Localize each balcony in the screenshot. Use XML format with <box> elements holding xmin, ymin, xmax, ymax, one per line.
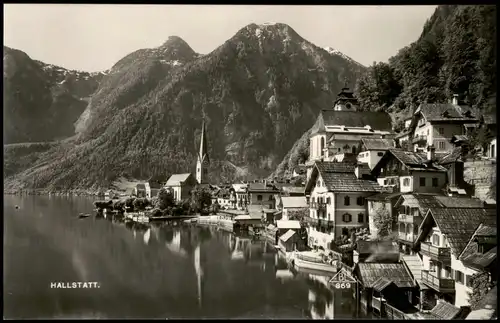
<box><xmin>318</xmin><ymin>219</ymin><xmax>334</xmax><ymax>229</ymax></box>
<box><xmin>421</xmin><ymin>270</ymin><xmax>455</xmax><ymax>293</ymax></box>
<box><xmin>398</xmin><ymin>214</ymin><xmax>416</xmax><ymax>223</ymax></box>
<box><xmin>420</xmin><ymin>242</ymin><xmax>451</xmax><ymax>264</ymax></box>
<box><xmin>309</xmin><ymin>202</ymin><xmax>327</xmax><ymax>211</ymax></box>
<box><xmin>398</xmin><ymin>232</ymin><xmax>414</xmax><ymax>243</ymax></box>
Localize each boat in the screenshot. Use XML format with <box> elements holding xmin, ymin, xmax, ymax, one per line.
<box><xmin>291</xmin><ymin>251</ymin><xmax>338</xmax><ymax>274</ymax></box>
<box><xmin>78</xmin><ymin>213</ymin><xmax>90</xmax><ymax>219</ymax></box>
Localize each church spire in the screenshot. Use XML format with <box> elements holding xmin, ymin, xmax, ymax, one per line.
<box><xmin>196</xmin><ymin>118</ymin><xmax>209</xmax><ymax>184</ymax></box>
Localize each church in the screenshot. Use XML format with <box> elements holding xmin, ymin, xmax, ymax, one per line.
<box><xmin>164</xmin><ymin>119</ymin><xmax>211</xmax><ymax>202</ymax></box>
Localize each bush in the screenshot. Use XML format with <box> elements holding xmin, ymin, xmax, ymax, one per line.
<box><xmin>94</xmin><ymin>200</ymin><xmax>113</xmax><ymax>209</ymax></box>
<box><xmin>150</xmin><ymin>208</ymin><xmax>162</xmax><ymax>217</ymax></box>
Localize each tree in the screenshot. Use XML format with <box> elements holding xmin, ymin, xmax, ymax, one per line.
<box><xmin>371</xmin><ymin>202</ymin><xmax>394</xmax><ymax>238</ymax></box>
<box><xmin>133</xmin><ymin>197</ymin><xmax>149</xmax><ymax>211</ymax></box>
<box><xmin>191</xmin><ymin>186</ymin><xmax>212</xmax><ymax>213</ymax></box>
<box><xmin>156</xmin><ymin>187</ymin><xmax>175</xmax><ymax>210</ymax></box>
<box><xmin>468</xmin><ymin>272</ymin><xmax>494</xmax><ymax>310</ymax></box>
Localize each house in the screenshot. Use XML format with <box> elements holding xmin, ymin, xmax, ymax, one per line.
<box><xmin>281</xmin><ymin>186</ymin><xmax>305</xmax><ymax>197</ymax></box>
<box><xmin>371</xmin><ymin>147</ymin><xmax>448</xmax><ymax>194</ymax></box>
<box><xmin>415</xmin><ymin>207</ymin><xmax>496</xmax><ymax>308</ymax></box>
<box><xmin>357</xmin><ymin>138</ymin><xmax>395</xmax><ymax>170</ymax></box>
<box><xmin>305</xmin><ymin>88</ymin><xmax>393</xmax><ymax>182</ymax></box>
<box><xmin>280</xmin><ymin>196</ymin><xmax>308</xmax><ymax>221</ymax></box>
<box><xmin>164</xmin><ymin>173</ymin><xmax>197</xmax><ymax>203</ymax></box>
<box><xmin>304</xmin><ymin>161</ymin><xmax>388</xmax><ymax>249</ymax></box>
<box><xmin>278</xmin><ymin>229</ymin><xmax>306</xmax><ymax>252</ymax></box>
<box><xmin>247</xmin><ymin>181</ymin><xmax>280</xmax><ymax>209</ymax></box>
<box><xmin>365</xmin><ymin>191</ymin><xmax>403</xmax><ymax>239</ymax></box>
<box><xmin>407</xmin><ymin>96</ymin><xmax>480</xmax><ymax>153</ymax></box>
<box><xmin>275</xmin><ymin>220</ymin><xmax>302</xmax><ymax>245</ymax></box>
<box><xmin>354</xmin><ymin>262</ymin><xmax>418</xmax><ymax>318</ymax></box>
<box><xmin>438</xmin><ymin>147</ymin><xmax>474</xmax><ymax>197</ymax></box>
<box><xmin>134</xmin><ymin>183</ymin><xmax>148</xmax><ymax>198</ymax></box>
<box><xmin>232</xmin><ymin>183</ymin><xmax>248</xmax><ymax>210</ymax></box>
<box><xmin>394</xmin><ymin>194</ymin><xmax>485</xmax><ymax>255</ymax></box>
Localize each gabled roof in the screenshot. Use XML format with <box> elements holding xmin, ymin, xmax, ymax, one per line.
<box><xmin>280</xmin><ymin>229</ymin><xmax>297</xmax><ymax>242</ymax></box>
<box><xmin>281</xmin><ymin>186</ymin><xmax>305</xmax><ymax>195</ymax></box>
<box><xmin>276</xmin><ymin>220</ymin><xmax>301</xmax><ymax>230</ymax></box>
<box><xmin>415</xmin><ymin>103</ymin><xmax>479</xmax><ymax>123</ymax></box>
<box><xmin>430</xmin><ymin>300</ymin><xmax>462</xmax><ymax>320</ymax></box>
<box><xmin>417</xmin><ymin>208</ymin><xmax>496</xmax><ymax>257</ymax></box>
<box><xmin>372</xmin><ymin>149</ymin><xmax>447</xmax><ymax>174</ymax></box>
<box><xmin>356</xmin><ymin>263</ymin><xmax>416</xmax><ymax>288</ymax></box>
<box><xmin>361</xmin><ymin>138</ymin><xmax>394</xmax><ymax>151</ymax></box>
<box><xmin>438</xmin><ymin>147</ymin><xmax>463</xmax><ymax>165</ymax></box>
<box><xmin>248</xmin><ymin>182</ymin><xmax>280</xmax><ymax>193</ymax></box>
<box><xmin>306</xmin><ymin>161</ymin><xmax>387</xmax><ymax>194</ymax></box>
<box><xmin>165</xmin><ymin>173</ymin><xmax>192</xmax><ymax>186</ymax></box>
<box><xmin>459</xmin><ymin>223</ymin><xmax>497</xmax><ymax>270</ymax></box>
<box><xmin>281</xmin><ymin>196</ymin><xmax>308</xmax><ymax>209</ymax></box>
<box><xmin>371</xmin><ymin>277</ymin><xmax>397</xmax><ymax>292</ymax></box>
<box><xmin>311</xmin><ymin>110</ymin><xmax>393</xmax><ymax>135</ymax></box>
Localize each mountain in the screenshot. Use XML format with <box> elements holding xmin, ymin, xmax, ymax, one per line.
<box><xmin>4</xmin><ymin>23</ymin><xmax>366</xmax><ymax>190</ymax></box>
<box><xmin>271</xmin><ymin>5</ymin><xmax>496</xmax><ymax>179</ymax></box>
<box><xmin>3</xmin><ymin>46</ymin><xmax>106</xmax><ymax>144</ymax></box>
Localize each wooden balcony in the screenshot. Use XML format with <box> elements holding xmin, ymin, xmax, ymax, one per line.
<box><xmin>421</xmin><ymin>270</ymin><xmax>455</xmax><ymax>293</ymax></box>
<box><xmin>309</xmin><ymin>202</ymin><xmax>327</xmax><ymax>211</ymax></box>
<box><xmin>420</xmin><ymin>242</ymin><xmax>451</xmax><ymax>264</ymax></box>
<box><xmin>398</xmin><ymin>214</ymin><xmax>416</xmax><ymax>224</ymax></box>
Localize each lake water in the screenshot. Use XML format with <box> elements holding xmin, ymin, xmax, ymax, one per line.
<box><xmin>4</xmin><ymin>195</ymin><xmax>365</xmax><ymax>319</ymax></box>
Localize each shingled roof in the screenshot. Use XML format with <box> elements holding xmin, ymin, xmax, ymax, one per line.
<box><xmin>361</xmin><ymin>138</ymin><xmax>395</xmax><ymax>150</ymax></box>
<box><xmin>439</xmin><ymin>147</ymin><xmax>464</xmax><ymax>165</ymax></box>
<box><xmin>459</xmin><ymin>223</ymin><xmax>497</xmax><ymax>270</ymax></box>
<box><xmin>430</xmin><ymin>300</ymin><xmax>462</xmax><ymax>320</ymax></box>
<box><xmin>415</xmin><ymin>103</ymin><xmax>479</xmax><ymax>123</ymax></box>
<box><xmin>356</xmin><ymin>263</ymin><xmax>416</xmax><ymax>289</ymax></box>
<box><xmin>418</xmin><ymin>208</ymin><xmax>496</xmax><ymax>257</ymax></box>
<box><xmin>311</xmin><ymin>110</ymin><xmax>393</xmax><ymax>134</ymax></box>
<box><xmin>387</xmin><ymin>149</ymin><xmax>447</xmax><ymax>172</ymax></box>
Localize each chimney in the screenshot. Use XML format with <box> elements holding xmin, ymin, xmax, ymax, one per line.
<box><xmin>427</xmin><ymin>145</ymin><xmax>436</xmax><ymax>161</ymax></box>
<box><xmin>452</xmin><ymin>94</ymin><xmax>459</xmax><ymax>105</ymax></box>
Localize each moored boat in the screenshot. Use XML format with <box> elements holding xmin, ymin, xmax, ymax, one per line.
<box><xmin>291</xmin><ymin>251</ymin><xmax>338</xmax><ymax>274</ymax></box>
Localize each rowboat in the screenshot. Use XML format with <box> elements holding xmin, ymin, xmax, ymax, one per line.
<box><xmin>290</xmin><ymin>251</ymin><xmax>338</xmax><ymax>274</ymax></box>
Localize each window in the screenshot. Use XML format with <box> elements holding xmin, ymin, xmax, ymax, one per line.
<box><xmin>318</xmin><ymin>180</ymin><xmax>322</xmax><ymax>187</ymax></box>
<box><xmin>430</xmin><ymin>261</ymin><xmax>436</xmax><ymax>272</ymax></box>
<box><xmin>432</xmin><ymin>178</ymin><xmax>438</xmax><ymax>187</ymax></box>
<box><xmin>455</xmin><ymin>270</ymin><xmax>464</xmax><ymax>285</ymax></box>
<box><xmin>327</xmin><ymin>197</ymin><xmax>331</xmax><ymax>205</ymax></box>
<box><xmin>377</xmin><ymin>152</ymin><xmax>384</xmax><ymax>157</ymax></box>
<box><xmin>357</xmin><ymin>196</ymin><xmax>364</xmax><ymax>206</ymax></box>
<box><xmin>383</xmin><ymin>179</ymin><xmax>388</xmax><ymax>185</ymax></box>
<box><xmin>197</xmin><ymin>167</ymin><xmax>200</xmax><ymax>173</ymax></box>
<box><xmin>320</xmin><ymin>137</ymin><xmax>325</xmax><ymax>156</ymax></box>
<box><xmin>402</xmin><ymin>178</ymin><xmax>410</xmax><ymax>187</ymax></box>
<box><xmin>466</xmin><ymin>275</ymin><xmax>473</xmax><ymax>288</ymax></box>
<box><xmin>358</xmin><ymin>213</ymin><xmax>364</xmax><ymax>223</ymax></box>
<box><xmin>432</xmin><ymin>234</ymin><xmax>440</xmax><ymax>246</ymax></box>
<box><xmin>269</xmin><ymin>204</ymin><xmax>273</xmax><ymax>209</ymax></box>
<box><xmin>338</xmin><ymin>148</ymin><xmax>341</xmax><ymax>152</ymax></box>
<box><xmin>268</xmin><ymin>195</ymin><xmax>273</xmax><ymax>201</ymax></box>
<box><xmin>427</xmin><ymin>129</ymin><xmax>430</xmax><ymax>136</ymax></box>
<box><xmin>438</xmin><ymin>127</ymin><xmax>444</xmax><ymax>135</ymax></box>
<box><xmin>420</xmin><ymin>177</ymin><xmax>426</xmax><ymax>187</ymax></box>
<box><xmin>342</xmin><ymin>213</ymin><xmax>352</xmax><ymax>223</ymax></box>
<box><xmin>344</xmin><ymin>196</ymin><xmax>350</xmax><ymax>206</ymax></box>
<box><xmin>346</xmin><ymin>103</ymin><xmax>352</xmax><ymax>109</ymax></box>
<box><xmin>439</xmin><ymin>141</ymin><xmax>445</xmax><ymax>150</ymax></box>
<box><xmin>257</xmin><ymin>195</ymin><xmax>263</xmax><ymax>201</ymax></box>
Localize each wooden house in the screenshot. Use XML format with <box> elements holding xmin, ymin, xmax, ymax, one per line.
<box><xmin>354</xmin><ymin>262</ymin><xmax>418</xmax><ymax>318</ymax></box>
<box><xmin>278</xmin><ymin>229</ymin><xmax>306</xmax><ymax>252</ymax></box>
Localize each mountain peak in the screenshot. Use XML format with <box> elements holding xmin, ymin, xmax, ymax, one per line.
<box><xmin>158</xmin><ymin>36</ymin><xmax>196</xmax><ymax>61</ymax></box>
<box><xmin>162</xmin><ymin>36</ymin><xmax>189</xmax><ymax>48</ymax></box>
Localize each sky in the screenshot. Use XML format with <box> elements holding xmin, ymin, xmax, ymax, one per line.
<box><xmin>4</xmin><ymin>5</ymin><xmax>437</xmax><ymax>73</ymax></box>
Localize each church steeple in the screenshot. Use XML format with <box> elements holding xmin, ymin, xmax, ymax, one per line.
<box><xmin>196</xmin><ymin>119</ymin><xmax>209</xmax><ymax>184</ymax></box>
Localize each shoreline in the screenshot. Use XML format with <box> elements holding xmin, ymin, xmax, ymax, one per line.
<box><xmin>3</xmin><ymin>188</ymin><xmax>102</xmax><ymax>197</ymax></box>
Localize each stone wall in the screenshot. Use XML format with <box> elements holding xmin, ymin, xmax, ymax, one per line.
<box><xmin>464</xmin><ymin>160</ymin><xmax>496</xmax><ymax>201</ymax></box>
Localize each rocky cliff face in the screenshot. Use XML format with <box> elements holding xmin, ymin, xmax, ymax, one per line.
<box><xmin>3</xmin><ymin>46</ymin><xmax>105</xmax><ymax>144</ymax></box>
<box><xmin>4</xmin><ymin>23</ymin><xmax>365</xmax><ymax>190</ymax></box>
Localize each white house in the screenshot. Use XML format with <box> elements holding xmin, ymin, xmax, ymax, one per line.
<box><xmin>164</xmin><ymin>173</ymin><xmax>197</xmax><ymax>203</ymax></box>
<box><xmin>415</xmin><ymin>207</ymin><xmax>496</xmax><ymax>308</ymax></box>
<box><xmin>357</xmin><ymin>137</ymin><xmax>395</xmax><ymax>170</ymax></box>
<box><xmin>304</xmin><ymin>161</ymin><xmax>387</xmax><ymax>249</ymax></box>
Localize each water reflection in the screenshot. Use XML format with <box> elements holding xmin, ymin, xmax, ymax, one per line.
<box><xmin>5</xmin><ymin>195</ymin><xmax>362</xmax><ymax>319</ymax></box>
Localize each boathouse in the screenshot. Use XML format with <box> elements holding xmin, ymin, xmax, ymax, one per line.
<box><xmin>278</xmin><ymin>229</ymin><xmax>305</xmax><ymax>252</ymax></box>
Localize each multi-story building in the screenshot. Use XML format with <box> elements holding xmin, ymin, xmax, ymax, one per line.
<box><xmin>357</xmin><ymin>138</ymin><xmax>395</xmax><ymax>170</ymax></box>
<box><xmin>370</xmin><ymin>147</ymin><xmax>448</xmax><ymax>194</ymax></box>
<box><xmin>247</xmin><ymin>181</ymin><xmax>280</xmax><ymax>210</ymax></box>
<box><xmin>306</xmin><ymin>88</ymin><xmax>393</xmax><ymax>182</ymax></box>
<box><xmin>414</xmin><ymin>207</ymin><xmax>496</xmax><ymax>308</ymax></box>
<box><xmin>304</xmin><ymin>161</ymin><xmax>387</xmax><ymax>249</ymax></box>
<box><xmin>407</xmin><ymin>96</ymin><xmax>480</xmax><ymax>154</ymax></box>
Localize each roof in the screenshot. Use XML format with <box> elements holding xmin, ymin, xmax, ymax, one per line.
<box><xmin>395</xmin><ymin>131</ymin><xmax>410</xmax><ymax>139</ymax></box>
<box><xmin>365</xmin><ymin>192</ymin><xmax>403</xmax><ymax>201</ymax></box>
<box><xmin>136</xmin><ymin>183</ymin><xmax>146</xmax><ymax>190</ymax></box>
<box><xmin>371</xmin><ymin>277</ymin><xmax>397</xmax><ymax>292</ymax></box>
<box><xmin>165</xmin><ymin>173</ymin><xmax>192</xmax><ymax>186</ymax></box>
<box><xmin>232</xmin><ymin>183</ymin><xmax>248</xmax><ymax>192</ymax></box>
<box><xmin>281</xmin><ymin>196</ymin><xmax>308</xmax><ymax>209</ymax></box>
<box><xmin>460</xmin><ymin>223</ymin><xmax>497</xmax><ymax>270</ymax></box>
<box><xmin>281</xmin><ymin>186</ymin><xmax>305</xmax><ymax>195</ymax></box>
<box><xmin>361</xmin><ymin>138</ymin><xmax>394</xmax><ymax>150</ymax></box>
<box><xmin>415</xmin><ymin>103</ymin><xmax>479</xmax><ymax>123</ymax></box>
<box><xmin>234</xmin><ymin>215</ymin><xmax>253</xmax><ymax>221</ymax></box>
<box><xmin>388</xmin><ymin>149</ymin><xmax>447</xmax><ymax>172</ymax></box>
<box><xmin>396</xmin><ymin>194</ymin><xmax>485</xmax><ymax>213</ymax></box>
<box><xmin>356</xmin><ymin>263</ymin><xmax>416</xmax><ymax>288</ymax></box>
<box><xmin>311</xmin><ymin>110</ymin><xmax>393</xmax><ymax>134</ymax></box>
<box><xmin>279</xmin><ymin>229</ymin><xmax>297</xmax><ymax>242</ymax></box>
<box><xmin>402</xmin><ymin>254</ymin><xmax>429</xmax><ymax>290</ymax></box>
<box><xmin>451</xmin><ymin>134</ymin><xmax>469</xmax><ymax>143</ymax></box>
<box><xmin>320</xmin><ymin>172</ymin><xmax>385</xmax><ymax>192</ymax></box>
<box><xmin>430</xmin><ymin>300</ymin><xmax>462</xmax><ymax>320</ymax></box>
<box><xmin>439</xmin><ymin>147</ymin><xmax>463</xmax><ymax>165</ymax></box>
<box><xmin>419</xmin><ymin>208</ymin><xmax>497</xmax><ymax>257</ymax></box>
<box><xmin>276</xmin><ymin>220</ymin><xmax>301</xmax><ymax>230</ymax></box>
<box><xmin>248</xmin><ymin>182</ymin><xmax>280</xmax><ymax>193</ymax></box>
<box><xmin>315</xmin><ymin>161</ymin><xmax>355</xmax><ymax>173</ymax></box>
